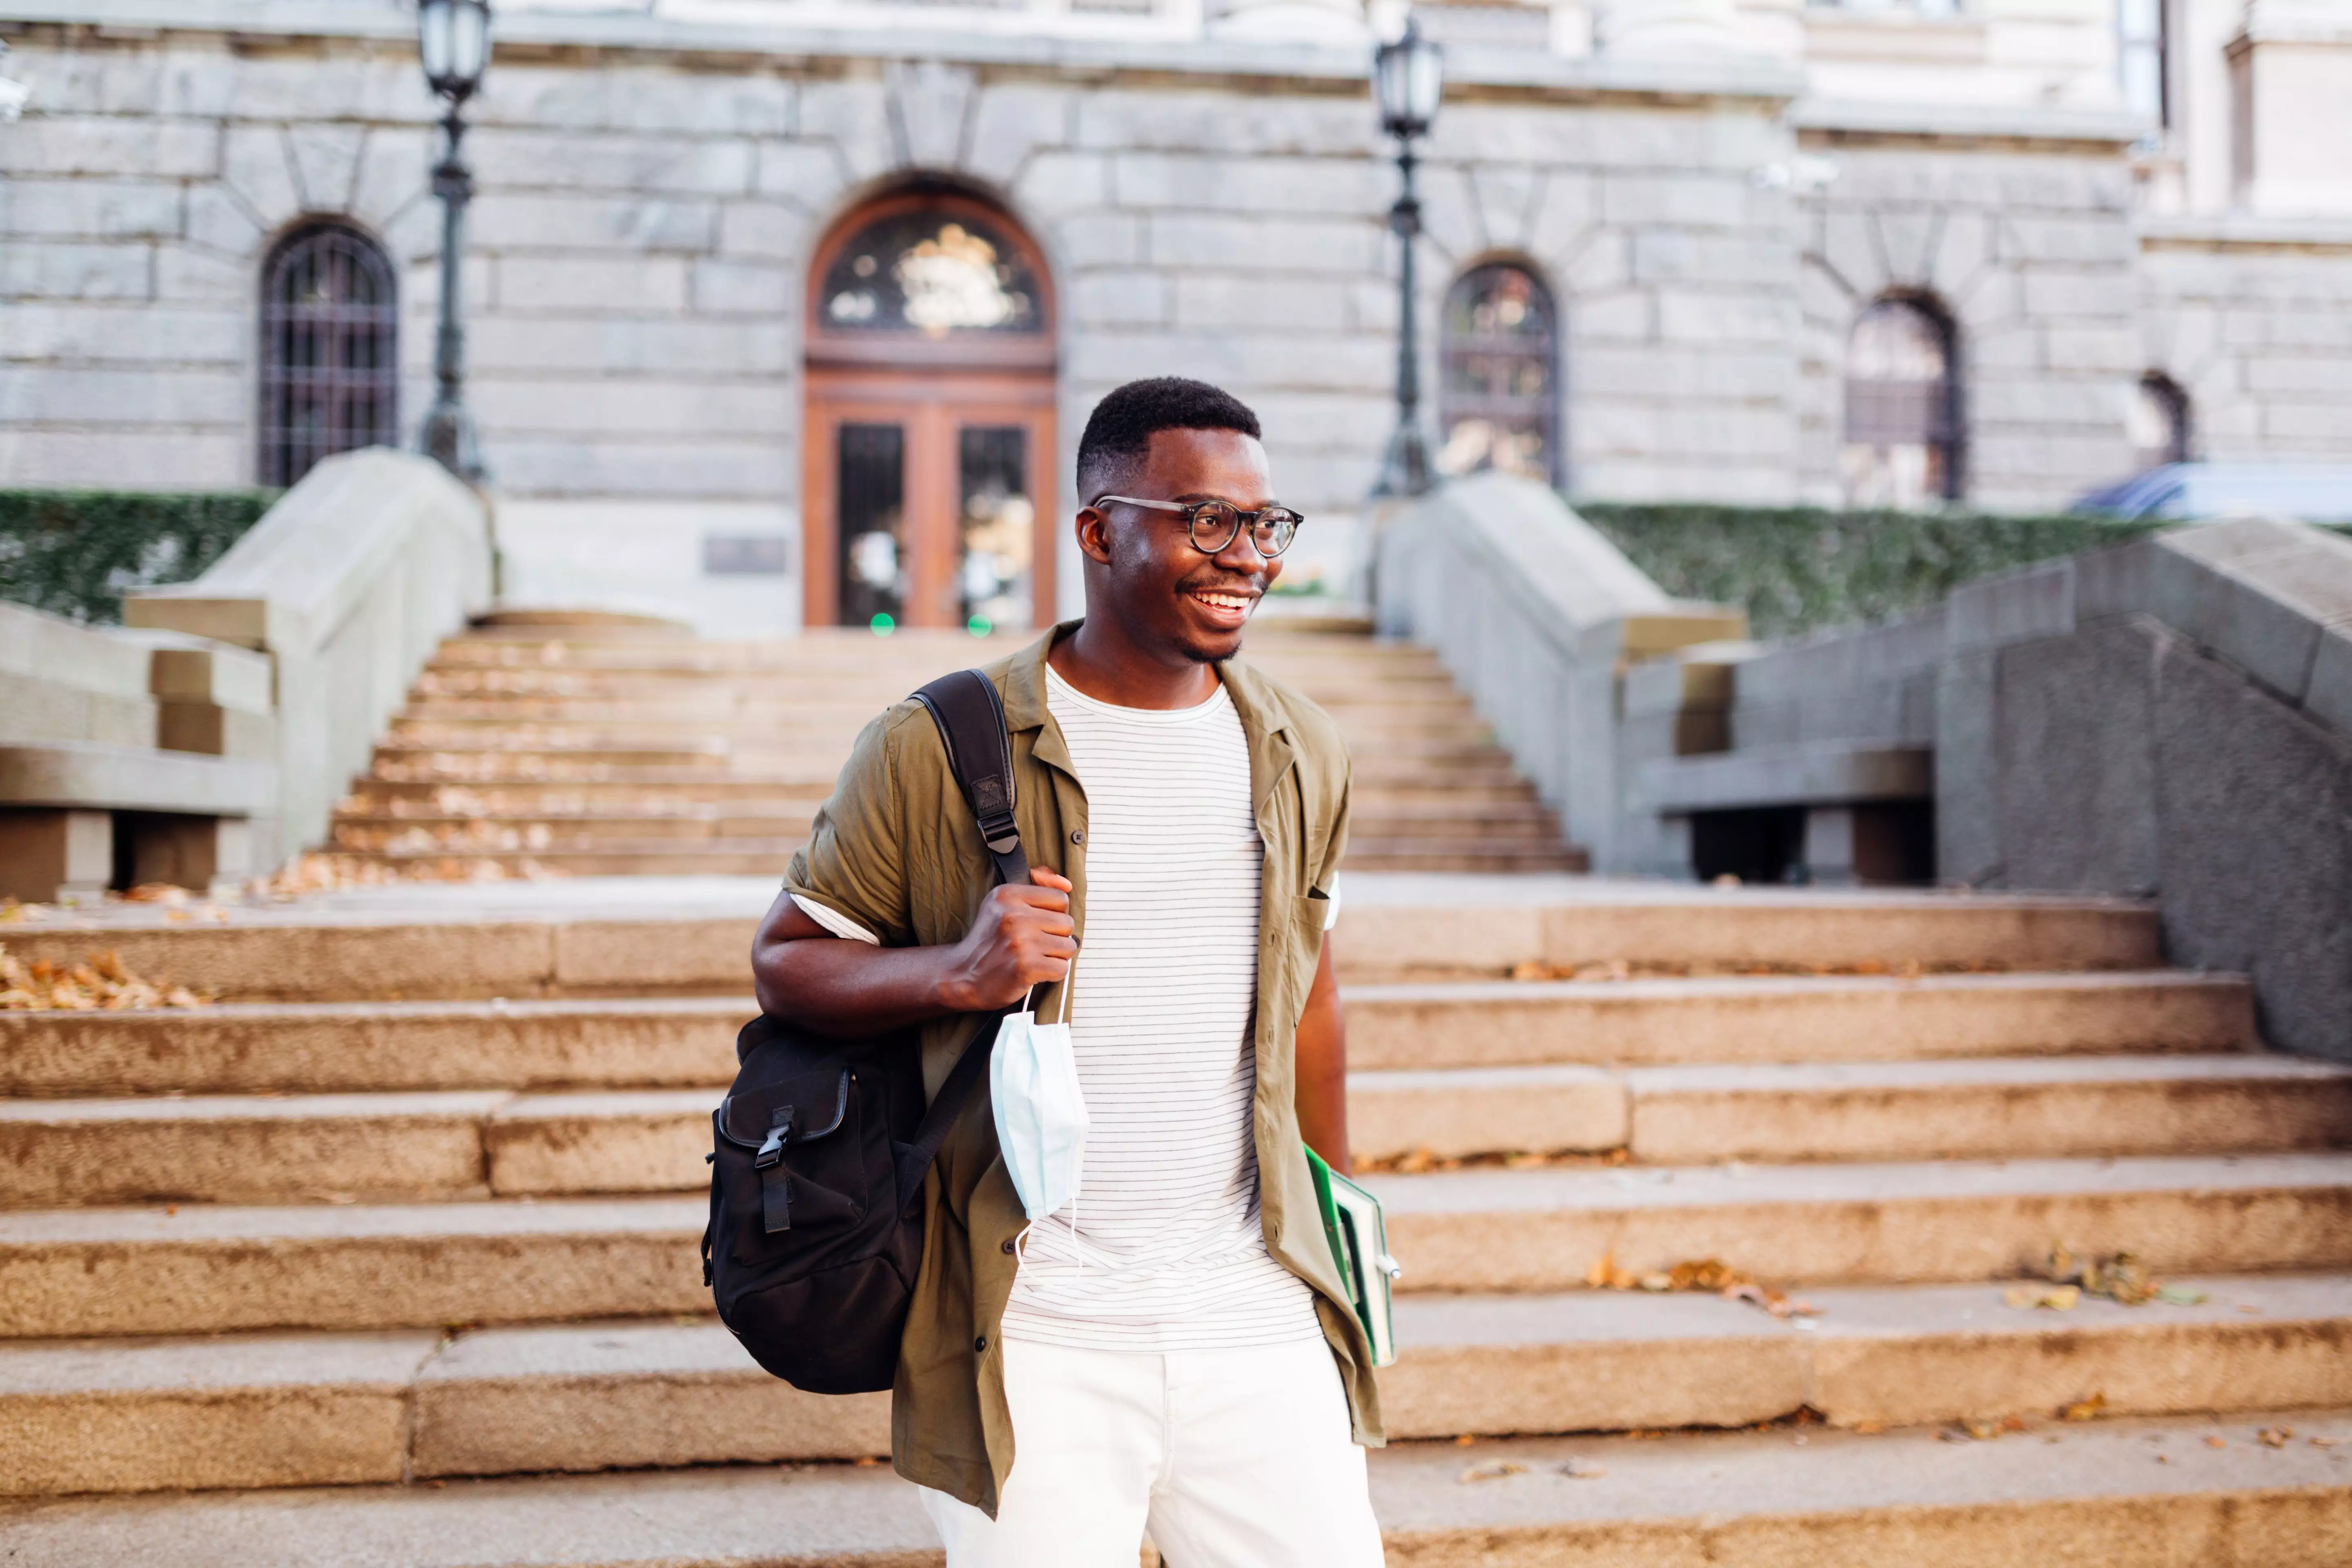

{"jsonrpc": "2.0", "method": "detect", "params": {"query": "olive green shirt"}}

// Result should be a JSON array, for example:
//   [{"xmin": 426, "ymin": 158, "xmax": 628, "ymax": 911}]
[{"xmin": 782, "ymin": 622, "xmax": 1383, "ymax": 1516}]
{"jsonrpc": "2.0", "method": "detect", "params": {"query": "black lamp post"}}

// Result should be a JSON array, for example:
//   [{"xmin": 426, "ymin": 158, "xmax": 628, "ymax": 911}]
[
  {"xmin": 1370, "ymin": 16, "xmax": 1443, "ymax": 499},
  {"xmin": 416, "ymin": 0, "xmax": 491, "ymax": 483}
]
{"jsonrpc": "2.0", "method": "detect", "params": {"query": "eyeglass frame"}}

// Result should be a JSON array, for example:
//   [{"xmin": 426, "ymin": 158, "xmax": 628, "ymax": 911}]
[{"xmin": 1090, "ymin": 494, "xmax": 1305, "ymax": 558}]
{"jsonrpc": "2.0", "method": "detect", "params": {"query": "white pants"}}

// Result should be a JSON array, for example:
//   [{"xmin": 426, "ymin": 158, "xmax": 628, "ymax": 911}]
[{"xmin": 918, "ymin": 1336, "xmax": 1385, "ymax": 1568}]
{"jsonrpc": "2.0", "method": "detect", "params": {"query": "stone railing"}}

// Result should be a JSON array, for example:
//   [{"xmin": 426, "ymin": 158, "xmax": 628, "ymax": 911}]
[
  {"xmin": 125, "ymin": 449, "xmax": 492, "ymax": 866},
  {"xmin": 1373, "ymin": 472, "xmax": 1745, "ymax": 870}
]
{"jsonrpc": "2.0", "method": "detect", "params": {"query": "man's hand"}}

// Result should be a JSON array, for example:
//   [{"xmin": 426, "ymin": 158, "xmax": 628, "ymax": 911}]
[
  {"xmin": 940, "ymin": 869, "xmax": 1075, "ymax": 1012},
  {"xmin": 751, "ymin": 870, "xmax": 1075, "ymax": 1037}
]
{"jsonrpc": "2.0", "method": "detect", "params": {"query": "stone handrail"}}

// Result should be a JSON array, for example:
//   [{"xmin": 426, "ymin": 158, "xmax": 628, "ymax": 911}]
[
  {"xmin": 1374, "ymin": 471, "xmax": 1744, "ymax": 870},
  {"xmin": 125, "ymin": 448, "xmax": 492, "ymax": 865}
]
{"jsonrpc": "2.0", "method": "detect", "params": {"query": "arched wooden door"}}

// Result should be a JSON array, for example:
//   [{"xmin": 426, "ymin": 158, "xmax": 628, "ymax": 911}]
[{"xmin": 804, "ymin": 192, "xmax": 1058, "ymax": 632}]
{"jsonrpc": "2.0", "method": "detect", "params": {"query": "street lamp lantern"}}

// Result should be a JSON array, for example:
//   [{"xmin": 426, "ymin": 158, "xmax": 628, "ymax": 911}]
[
  {"xmin": 416, "ymin": 0, "xmax": 491, "ymax": 483},
  {"xmin": 418, "ymin": 0, "xmax": 491, "ymax": 102},
  {"xmin": 1373, "ymin": 18, "xmax": 1443, "ymax": 140},
  {"xmin": 1370, "ymin": 15, "xmax": 1443, "ymax": 499}
]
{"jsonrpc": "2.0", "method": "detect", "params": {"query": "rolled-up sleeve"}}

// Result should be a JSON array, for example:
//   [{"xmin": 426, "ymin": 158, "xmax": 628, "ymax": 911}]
[{"xmin": 784, "ymin": 709, "xmax": 915, "ymax": 948}]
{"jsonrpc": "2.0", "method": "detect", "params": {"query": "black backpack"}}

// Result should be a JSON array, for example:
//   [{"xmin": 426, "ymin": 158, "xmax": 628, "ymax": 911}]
[{"xmin": 704, "ymin": 668, "xmax": 1028, "ymax": 1395}]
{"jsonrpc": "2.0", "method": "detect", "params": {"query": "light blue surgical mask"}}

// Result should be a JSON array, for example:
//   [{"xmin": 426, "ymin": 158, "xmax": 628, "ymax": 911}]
[{"xmin": 991, "ymin": 964, "xmax": 1087, "ymax": 1233}]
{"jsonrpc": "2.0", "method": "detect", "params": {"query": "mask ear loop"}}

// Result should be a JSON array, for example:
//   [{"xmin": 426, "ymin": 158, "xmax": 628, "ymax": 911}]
[{"xmin": 1048, "ymin": 951, "xmax": 1085, "ymax": 1276}]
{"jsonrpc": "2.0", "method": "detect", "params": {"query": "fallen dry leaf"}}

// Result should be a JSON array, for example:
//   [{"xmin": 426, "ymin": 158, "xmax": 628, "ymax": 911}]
[
  {"xmin": 2038, "ymin": 1245, "xmax": 2165, "ymax": 1305},
  {"xmin": 0, "ymin": 945, "xmax": 211, "ymax": 1011},
  {"xmin": 2205, "ymin": 1436, "xmax": 2227, "ymax": 1450},
  {"xmin": 2004, "ymin": 1283, "xmax": 2081, "ymax": 1311},
  {"xmin": 1589, "ymin": 1253, "xmax": 1817, "ymax": 1317},
  {"xmin": 1459, "ymin": 1461, "xmax": 1526, "ymax": 1483},
  {"xmin": 2061, "ymin": 1393, "xmax": 2107, "ymax": 1422},
  {"xmin": 2311, "ymin": 1437, "xmax": 2341, "ymax": 1448},
  {"xmin": 2258, "ymin": 1428, "xmax": 2293, "ymax": 1448},
  {"xmin": 1557, "ymin": 1458, "xmax": 1607, "ymax": 1479}
]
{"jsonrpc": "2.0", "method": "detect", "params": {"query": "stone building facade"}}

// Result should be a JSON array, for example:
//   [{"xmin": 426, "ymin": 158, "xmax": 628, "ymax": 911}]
[{"xmin": 2, "ymin": 0, "xmax": 2348, "ymax": 632}]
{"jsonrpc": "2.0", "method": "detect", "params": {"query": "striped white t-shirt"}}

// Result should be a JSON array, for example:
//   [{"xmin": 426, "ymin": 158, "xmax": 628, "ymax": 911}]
[{"xmin": 994, "ymin": 665, "xmax": 1323, "ymax": 1352}]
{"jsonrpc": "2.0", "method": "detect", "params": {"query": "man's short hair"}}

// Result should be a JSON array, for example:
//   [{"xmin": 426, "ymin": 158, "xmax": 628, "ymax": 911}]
[{"xmin": 1076, "ymin": 377, "xmax": 1261, "ymax": 503}]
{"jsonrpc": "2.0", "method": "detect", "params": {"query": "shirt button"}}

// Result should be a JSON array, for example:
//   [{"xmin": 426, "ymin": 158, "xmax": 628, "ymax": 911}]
[
  {"xmin": 1070, "ymin": 829, "xmax": 1084, "ymax": 844},
  {"xmin": 974, "ymin": 1335, "xmax": 989, "ymax": 1353}
]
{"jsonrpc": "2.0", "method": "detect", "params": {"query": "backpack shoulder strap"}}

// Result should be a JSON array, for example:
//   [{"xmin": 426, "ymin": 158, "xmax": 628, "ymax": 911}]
[
  {"xmin": 895, "ymin": 667, "xmax": 1030, "ymax": 1200},
  {"xmin": 912, "ymin": 668, "xmax": 1030, "ymax": 889}
]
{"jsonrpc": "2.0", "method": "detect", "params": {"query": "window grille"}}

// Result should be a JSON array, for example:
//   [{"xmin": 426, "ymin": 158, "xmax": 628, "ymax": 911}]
[
  {"xmin": 258, "ymin": 223, "xmax": 400, "ymax": 488},
  {"xmin": 1438, "ymin": 262, "xmax": 1560, "ymax": 486},
  {"xmin": 1841, "ymin": 296, "xmax": 1961, "ymax": 506}
]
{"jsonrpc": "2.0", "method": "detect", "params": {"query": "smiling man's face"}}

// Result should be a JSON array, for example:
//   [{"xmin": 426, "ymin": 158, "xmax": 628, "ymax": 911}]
[{"xmin": 1078, "ymin": 425, "xmax": 1284, "ymax": 665}]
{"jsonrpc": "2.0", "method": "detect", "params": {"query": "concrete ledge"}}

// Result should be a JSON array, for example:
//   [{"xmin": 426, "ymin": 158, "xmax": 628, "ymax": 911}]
[
  {"xmin": 0, "ymin": 742, "xmax": 276, "ymax": 817},
  {"xmin": 1642, "ymin": 743, "xmax": 1932, "ymax": 815}
]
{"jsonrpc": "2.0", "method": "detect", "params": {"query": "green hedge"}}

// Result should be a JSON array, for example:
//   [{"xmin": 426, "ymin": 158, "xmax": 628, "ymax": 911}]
[
  {"xmin": 1573, "ymin": 502, "xmax": 2169, "ymax": 643},
  {"xmin": 0, "ymin": 490, "xmax": 278, "ymax": 624}
]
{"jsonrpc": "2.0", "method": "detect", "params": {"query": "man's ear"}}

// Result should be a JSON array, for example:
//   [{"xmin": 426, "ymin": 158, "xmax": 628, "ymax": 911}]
[{"xmin": 1074, "ymin": 505, "xmax": 1115, "ymax": 566}]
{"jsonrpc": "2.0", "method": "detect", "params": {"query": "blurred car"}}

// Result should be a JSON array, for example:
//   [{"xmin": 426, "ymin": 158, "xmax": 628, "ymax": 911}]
[{"xmin": 2073, "ymin": 463, "xmax": 2352, "ymax": 523}]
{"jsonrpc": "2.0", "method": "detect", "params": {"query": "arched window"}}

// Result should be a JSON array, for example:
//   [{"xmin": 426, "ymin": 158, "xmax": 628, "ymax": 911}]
[
  {"xmin": 1438, "ymin": 261, "xmax": 1559, "ymax": 486},
  {"xmin": 258, "ymin": 222, "xmax": 400, "ymax": 488},
  {"xmin": 1841, "ymin": 296, "xmax": 1960, "ymax": 506},
  {"xmin": 2131, "ymin": 372, "xmax": 2190, "ymax": 470}
]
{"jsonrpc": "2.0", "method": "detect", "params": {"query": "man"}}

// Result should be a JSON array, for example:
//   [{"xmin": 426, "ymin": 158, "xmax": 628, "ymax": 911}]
[{"xmin": 751, "ymin": 376, "xmax": 1384, "ymax": 1566}]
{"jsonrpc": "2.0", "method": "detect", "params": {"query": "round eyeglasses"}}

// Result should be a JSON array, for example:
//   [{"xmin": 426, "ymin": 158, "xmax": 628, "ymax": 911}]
[{"xmin": 1093, "ymin": 495, "xmax": 1303, "ymax": 558}]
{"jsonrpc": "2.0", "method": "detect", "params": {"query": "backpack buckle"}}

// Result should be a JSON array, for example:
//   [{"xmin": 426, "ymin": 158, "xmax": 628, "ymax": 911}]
[{"xmin": 754, "ymin": 1105, "xmax": 794, "ymax": 1169}]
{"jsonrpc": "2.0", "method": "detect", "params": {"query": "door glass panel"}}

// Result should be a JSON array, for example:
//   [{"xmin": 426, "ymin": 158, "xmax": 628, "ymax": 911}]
[
  {"xmin": 837, "ymin": 422, "xmax": 906, "ymax": 630},
  {"xmin": 957, "ymin": 425, "xmax": 1032, "ymax": 635}
]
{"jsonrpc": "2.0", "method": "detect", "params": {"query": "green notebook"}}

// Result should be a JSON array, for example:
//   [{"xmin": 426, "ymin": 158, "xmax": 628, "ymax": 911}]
[{"xmin": 1305, "ymin": 1146, "xmax": 1399, "ymax": 1369}]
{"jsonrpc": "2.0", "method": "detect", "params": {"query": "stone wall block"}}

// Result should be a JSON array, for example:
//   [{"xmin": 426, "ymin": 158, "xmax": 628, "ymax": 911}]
[
  {"xmin": 470, "ymin": 316, "xmax": 790, "ymax": 378},
  {"xmin": 1599, "ymin": 171, "xmax": 1749, "ymax": 232},
  {"xmin": 2019, "ymin": 269, "xmax": 2135, "ymax": 321},
  {"xmin": 1071, "ymin": 90, "xmax": 1371, "ymax": 159},
  {"xmin": 0, "ymin": 116, "xmax": 218, "ymax": 179},
  {"xmin": 752, "ymin": 142, "xmax": 848, "ymax": 212},
  {"xmin": 1563, "ymin": 228, "xmax": 1632, "ymax": 296},
  {"xmin": 1947, "ymin": 558, "xmax": 2076, "ymax": 653},
  {"xmin": 228, "ymin": 57, "xmax": 432, "ymax": 127},
  {"xmin": 1934, "ymin": 646, "xmax": 2000, "ymax": 885},
  {"xmin": 497, "ymin": 255, "xmax": 690, "ymax": 314},
  {"xmin": 1522, "ymin": 170, "xmax": 1597, "ymax": 263},
  {"xmin": 1470, "ymin": 165, "xmax": 1540, "ymax": 252},
  {"xmin": 1011, "ymin": 152, "xmax": 1110, "ymax": 218},
  {"xmin": 1415, "ymin": 163, "xmax": 1480, "ymax": 266},
  {"xmin": 3, "ymin": 303, "xmax": 243, "ymax": 365},
  {"xmin": 1921, "ymin": 208, "xmax": 1993, "ymax": 304},
  {"xmin": 350, "ymin": 128, "xmax": 432, "ymax": 230},
  {"xmin": 2039, "ymin": 323, "xmax": 2142, "ymax": 376},
  {"xmin": 690, "ymin": 257, "xmax": 791, "ymax": 316},
  {"xmin": 962, "ymin": 85, "xmax": 1071, "ymax": 186},
  {"xmin": 1109, "ymin": 152, "xmax": 1385, "ymax": 219},
  {"xmin": 471, "ymin": 193, "xmax": 718, "ymax": 253},
  {"xmin": 1171, "ymin": 272, "xmax": 1344, "ymax": 331},
  {"xmin": 1050, "ymin": 213, "xmax": 1142, "ymax": 270},
  {"xmin": 183, "ymin": 185, "xmax": 262, "ymax": 256},
  {"xmin": 2, "ymin": 179, "xmax": 183, "ymax": 243},
  {"xmin": 481, "ymin": 67, "xmax": 792, "ymax": 137},
  {"xmin": 1811, "ymin": 209, "xmax": 1880, "ymax": 300},
  {"xmin": 470, "ymin": 130, "xmax": 753, "ymax": 196},
  {"xmin": 1992, "ymin": 620, "xmax": 2163, "ymax": 898},
  {"xmin": 153, "ymin": 244, "xmax": 248, "ymax": 303},
  {"xmin": 800, "ymin": 80, "xmax": 898, "ymax": 183},
  {"xmin": 220, "ymin": 126, "xmax": 302, "ymax": 230},
  {"xmin": 716, "ymin": 200, "xmax": 808, "ymax": 262},
  {"xmin": 2149, "ymin": 631, "xmax": 2352, "ymax": 1060},
  {"xmin": 287, "ymin": 123, "xmax": 368, "ymax": 216},
  {"xmin": 0, "ymin": 243, "xmax": 151, "ymax": 303},
  {"xmin": 1873, "ymin": 208, "xmax": 1939, "ymax": 287},
  {"xmin": 1657, "ymin": 291, "xmax": 1790, "ymax": 346},
  {"xmin": 1069, "ymin": 270, "xmax": 1171, "ymax": 328},
  {"xmin": 886, "ymin": 60, "xmax": 975, "ymax": 172}
]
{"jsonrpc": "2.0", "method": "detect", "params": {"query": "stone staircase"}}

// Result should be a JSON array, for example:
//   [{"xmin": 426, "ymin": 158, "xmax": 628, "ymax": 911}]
[
  {"xmin": 4, "ymin": 869, "xmax": 2350, "ymax": 1563},
  {"xmin": 327, "ymin": 617, "xmax": 1586, "ymax": 876}
]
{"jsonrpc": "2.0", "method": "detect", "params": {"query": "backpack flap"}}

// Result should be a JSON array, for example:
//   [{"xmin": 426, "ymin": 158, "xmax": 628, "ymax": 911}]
[{"xmin": 719, "ymin": 1068, "xmax": 851, "ymax": 1234}]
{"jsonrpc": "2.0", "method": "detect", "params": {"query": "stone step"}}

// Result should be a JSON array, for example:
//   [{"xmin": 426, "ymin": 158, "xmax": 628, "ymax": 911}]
[
  {"xmin": 14, "ymin": 1052, "xmax": 2337, "ymax": 1207},
  {"xmin": 1341, "ymin": 842, "xmax": 1590, "ymax": 873},
  {"xmin": 325, "ymin": 800, "xmax": 1562, "ymax": 851},
  {"xmin": 1353, "ymin": 1053, "xmax": 2352, "ymax": 1164},
  {"xmin": 340, "ymin": 774, "xmax": 1542, "ymax": 811},
  {"xmin": 3, "ymin": 1275, "xmax": 2345, "ymax": 1496},
  {"xmin": 20, "ymin": 1052, "xmax": 2339, "ymax": 1206},
  {"xmin": 8, "ymin": 1408, "xmax": 2350, "ymax": 1567},
  {"xmin": 0, "ymin": 971, "xmax": 2242, "ymax": 1100},
  {"xmin": 335, "ymin": 843, "xmax": 804, "ymax": 876},
  {"xmin": 1370, "ymin": 1152, "xmax": 2352, "ymax": 1293},
  {"xmin": 370, "ymin": 741, "xmax": 736, "ymax": 774},
  {"xmin": 8, "ymin": 1155, "xmax": 2348, "ymax": 1338},
  {"xmin": 0, "ymin": 882, "xmax": 2165, "ymax": 1003},
  {"xmin": 1345, "ymin": 971, "xmax": 2255, "ymax": 1069}
]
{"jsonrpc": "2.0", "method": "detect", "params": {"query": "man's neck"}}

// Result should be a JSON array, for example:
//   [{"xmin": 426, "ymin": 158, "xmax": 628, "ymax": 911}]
[{"xmin": 1047, "ymin": 616, "xmax": 1221, "ymax": 710}]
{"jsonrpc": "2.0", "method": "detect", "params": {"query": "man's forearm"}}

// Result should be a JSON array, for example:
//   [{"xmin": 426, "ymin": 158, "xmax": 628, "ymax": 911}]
[
  {"xmin": 1294, "ymin": 935, "xmax": 1350, "ymax": 1173},
  {"xmin": 755, "ymin": 918, "xmax": 977, "ymax": 1036}
]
